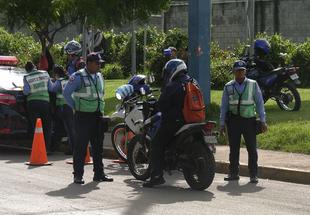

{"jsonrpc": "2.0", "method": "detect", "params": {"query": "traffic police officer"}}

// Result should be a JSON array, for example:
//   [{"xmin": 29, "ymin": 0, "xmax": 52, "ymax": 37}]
[
  {"xmin": 63, "ymin": 52, "xmax": 113, "ymax": 184},
  {"xmin": 220, "ymin": 60, "xmax": 267, "ymax": 183},
  {"xmin": 49, "ymin": 65, "xmax": 75, "ymax": 155},
  {"xmin": 23, "ymin": 61, "xmax": 53, "ymax": 152}
]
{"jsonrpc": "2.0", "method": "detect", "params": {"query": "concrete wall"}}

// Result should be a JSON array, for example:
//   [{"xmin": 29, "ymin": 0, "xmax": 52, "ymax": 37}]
[{"xmin": 163, "ymin": 0, "xmax": 310, "ymax": 48}]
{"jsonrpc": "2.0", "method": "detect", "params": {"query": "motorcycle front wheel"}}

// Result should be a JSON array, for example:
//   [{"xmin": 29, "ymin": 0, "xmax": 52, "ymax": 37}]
[
  {"xmin": 111, "ymin": 123, "xmax": 135, "ymax": 161},
  {"xmin": 275, "ymin": 83, "xmax": 301, "ymax": 111},
  {"xmin": 183, "ymin": 143, "xmax": 215, "ymax": 191},
  {"xmin": 127, "ymin": 134, "xmax": 151, "ymax": 181}
]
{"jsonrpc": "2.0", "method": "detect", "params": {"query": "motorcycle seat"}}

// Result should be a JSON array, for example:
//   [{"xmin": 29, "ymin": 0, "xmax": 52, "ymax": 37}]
[{"xmin": 175, "ymin": 122, "xmax": 206, "ymax": 136}]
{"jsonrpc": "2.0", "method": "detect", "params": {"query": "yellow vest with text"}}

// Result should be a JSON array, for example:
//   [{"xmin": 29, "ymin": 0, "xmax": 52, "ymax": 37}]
[
  {"xmin": 226, "ymin": 79, "xmax": 256, "ymax": 118},
  {"xmin": 73, "ymin": 69, "xmax": 105, "ymax": 113}
]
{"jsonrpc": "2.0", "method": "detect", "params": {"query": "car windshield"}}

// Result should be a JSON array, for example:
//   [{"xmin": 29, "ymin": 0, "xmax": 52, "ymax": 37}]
[{"xmin": 0, "ymin": 66, "xmax": 27, "ymax": 91}]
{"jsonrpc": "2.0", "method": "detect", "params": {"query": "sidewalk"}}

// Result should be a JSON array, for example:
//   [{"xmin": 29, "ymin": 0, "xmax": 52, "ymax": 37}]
[{"xmin": 103, "ymin": 133, "xmax": 310, "ymax": 185}]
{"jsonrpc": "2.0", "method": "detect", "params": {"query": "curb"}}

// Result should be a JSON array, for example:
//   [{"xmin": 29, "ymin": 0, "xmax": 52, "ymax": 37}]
[{"xmin": 103, "ymin": 148, "xmax": 310, "ymax": 185}]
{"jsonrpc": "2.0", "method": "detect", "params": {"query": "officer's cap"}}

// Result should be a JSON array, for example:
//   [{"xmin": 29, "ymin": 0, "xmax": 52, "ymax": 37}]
[{"xmin": 232, "ymin": 60, "xmax": 247, "ymax": 72}]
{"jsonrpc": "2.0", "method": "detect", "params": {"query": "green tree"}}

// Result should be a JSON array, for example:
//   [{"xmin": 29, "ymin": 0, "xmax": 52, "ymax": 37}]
[{"xmin": 0, "ymin": 0, "xmax": 170, "ymax": 53}]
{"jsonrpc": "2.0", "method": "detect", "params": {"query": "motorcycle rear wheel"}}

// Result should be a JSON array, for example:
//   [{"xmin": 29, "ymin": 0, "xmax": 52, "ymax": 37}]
[
  {"xmin": 127, "ymin": 134, "xmax": 151, "ymax": 181},
  {"xmin": 276, "ymin": 83, "xmax": 301, "ymax": 111},
  {"xmin": 183, "ymin": 144, "xmax": 215, "ymax": 191}
]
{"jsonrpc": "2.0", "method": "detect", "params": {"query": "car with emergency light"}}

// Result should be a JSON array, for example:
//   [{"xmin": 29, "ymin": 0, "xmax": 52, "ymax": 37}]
[{"xmin": 0, "ymin": 56, "xmax": 29, "ymax": 140}]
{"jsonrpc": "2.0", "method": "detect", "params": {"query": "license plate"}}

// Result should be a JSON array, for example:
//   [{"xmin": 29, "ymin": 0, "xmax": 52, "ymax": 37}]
[
  {"xmin": 290, "ymin": 73, "xmax": 299, "ymax": 80},
  {"xmin": 204, "ymin": 135, "xmax": 218, "ymax": 144}
]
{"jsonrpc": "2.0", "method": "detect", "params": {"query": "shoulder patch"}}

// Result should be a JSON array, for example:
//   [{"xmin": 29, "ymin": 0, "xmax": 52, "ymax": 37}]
[{"xmin": 69, "ymin": 75, "xmax": 75, "ymax": 82}]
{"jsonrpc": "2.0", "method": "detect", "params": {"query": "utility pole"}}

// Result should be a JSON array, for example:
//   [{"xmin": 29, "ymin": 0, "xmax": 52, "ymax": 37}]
[
  {"xmin": 246, "ymin": 0, "xmax": 255, "ymax": 55},
  {"xmin": 188, "ymin": 0, "xmax": 211, "ymax": 105},
  {"xmin": 131, "ymin": 20, "xmax": 137, "ymax": 75}
]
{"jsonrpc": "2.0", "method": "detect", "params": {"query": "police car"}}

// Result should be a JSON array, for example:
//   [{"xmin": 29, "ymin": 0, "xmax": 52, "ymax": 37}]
[{"xmin": 0, "ymin": 56, "xmax": 30, "ymax": 147}]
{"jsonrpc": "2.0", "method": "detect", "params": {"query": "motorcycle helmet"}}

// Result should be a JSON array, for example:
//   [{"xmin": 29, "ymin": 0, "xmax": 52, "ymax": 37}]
[
  {"xmin": 128, "ymin": 74, "xmax": 147, "ymax": 86},
  {"xmin": 254, "ymin": 39, "xmax": 271, "ymax": 55},
  {"xmin": 64, "ymin": 40, "xmax": 82, "ymax": 55},
  {"xmin": 162, "ymin": 59, "xmax": 187, "ymax": 85}
]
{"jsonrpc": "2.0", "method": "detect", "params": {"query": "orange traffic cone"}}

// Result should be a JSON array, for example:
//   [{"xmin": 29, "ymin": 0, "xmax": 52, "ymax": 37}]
[
  {"xmin": 84, "ymin": 145, "xmax": 93, "ymax": 165},
  {"xmin": 66, "ymin": 144, "xmax": 93, "ymax": 165},
  {"xmin": 26, "ymin": 118, "xmax": 52, "ymax": 166}
]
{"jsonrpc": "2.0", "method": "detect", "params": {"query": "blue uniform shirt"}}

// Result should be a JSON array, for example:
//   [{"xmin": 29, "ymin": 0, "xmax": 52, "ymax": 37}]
[
  {"xmin": 220, "ymin": 78, "xmax": 266, "ymax": 127},
  {"xmin": 23, "ymin": 74, "xmax": 53, "ymax": 95},
  {"xmin": 67, "ymin": 57, "xmax": 80, "ymax": 75},
  {"xmin": 63, "ymin": 70, "xmax": 101, "ymax": 110},
  {"xmin": 49, "ymin": 79, "xmax": 62, "ymax": 93}
]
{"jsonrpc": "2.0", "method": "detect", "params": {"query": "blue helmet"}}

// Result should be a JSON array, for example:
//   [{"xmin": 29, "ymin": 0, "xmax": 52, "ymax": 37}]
[
  {"xmin": 128, "ymin": 74, "xmax": 146, "ymax": 86},
  {"xmin": 162, "ymin": 59, "xmax": 187, "ymax": 84},
  {"xmin": 254, "ymin": 39, "xmax": 271, "ymax": 55}
]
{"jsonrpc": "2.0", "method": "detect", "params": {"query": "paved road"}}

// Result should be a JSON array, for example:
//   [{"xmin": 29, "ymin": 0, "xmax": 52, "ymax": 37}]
[{"xmin": 0, "ymin": 148, "xmax": 309, "ymax": 215}]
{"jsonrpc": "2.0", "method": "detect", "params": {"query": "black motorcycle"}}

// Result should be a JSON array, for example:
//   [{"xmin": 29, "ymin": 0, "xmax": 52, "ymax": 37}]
[
  {"xmin": 242, "ymin": 48, "xmax": 301, "ymax": 111},
  {"xmin": 127, "ymin": 97, "xmax": 217, "ymax": 191}
]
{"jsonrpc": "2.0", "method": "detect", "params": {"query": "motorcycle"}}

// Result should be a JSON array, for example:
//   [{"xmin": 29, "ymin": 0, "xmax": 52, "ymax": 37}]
[
  {"xmin": 110, "ymin": 83, "xmax": 157, "ymax": 161},
  {"xmin": 127, "ymin": 97, "xmax": 217, "ymax": 191},
  {"xmin": 242, "ymin": 47, "xmax": 301, "ymax": 111}
]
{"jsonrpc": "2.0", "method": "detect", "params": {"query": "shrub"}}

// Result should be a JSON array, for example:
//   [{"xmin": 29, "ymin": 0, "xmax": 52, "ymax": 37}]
[
  {"xmin": 291, "ymin": 39, "xmax": 310, "ymax": 87},
  {"xmin": 102, "ymin": 63, "xmax": 124, "ymax": 79}
]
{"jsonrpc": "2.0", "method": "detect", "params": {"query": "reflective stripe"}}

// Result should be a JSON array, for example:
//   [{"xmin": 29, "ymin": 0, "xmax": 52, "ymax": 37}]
[{"xmin": 35, "ymin": 128, "xmax": 43, "ymax": 133}]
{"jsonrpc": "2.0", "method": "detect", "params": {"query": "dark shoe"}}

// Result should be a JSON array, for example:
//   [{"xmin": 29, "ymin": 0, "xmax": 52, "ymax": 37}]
[
  {"xmin": 74, "ymin": 176, "xmax": 85, "ymax": 184},
  {"xmin": 224, "ymin": 174, "xmax": 240, "ymax": 181},
  {"xmin": 250, "ymin": 176, "xmax": 258, "ymax": 184},
  {"xmin": 143, "ymin": 177, "xmax": 165, "ymax": 188},
  {"xmin": 93, "ymin": 174, "xmax": 114, "ymax": 182}
]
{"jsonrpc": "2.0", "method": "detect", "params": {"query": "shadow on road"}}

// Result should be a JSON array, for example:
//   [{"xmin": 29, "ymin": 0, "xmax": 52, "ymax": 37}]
[
  {"xmin": 105, "ymin": 163, "xmax": 131, "ymax": 176},
  {"xmin": 46, "ymin": 182, "xmax": 100, "ymax": 199},
  {"xmin": 122, "ymin": 178, "xmax": 215, "ymax": 215},
  {"xmin": 216, "ymin": 181, "xmax": 265, "ymax": 196}
]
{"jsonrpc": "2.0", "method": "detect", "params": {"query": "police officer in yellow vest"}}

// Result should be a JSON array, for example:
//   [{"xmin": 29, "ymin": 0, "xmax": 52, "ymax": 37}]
[
  {"xmin": 23, "ymin": 61, "xmax": 53, "ymax": 152},
  {"xmin": 63, "ymin": 52, "xmax": 113, "ymax": 184},
  {"xmin": 49, "ymin": 65, "xmax": 75, "ymax": 155},
  {"xmin": 220, "ymin": 60, "xmax": 267, "ymax": 183}
]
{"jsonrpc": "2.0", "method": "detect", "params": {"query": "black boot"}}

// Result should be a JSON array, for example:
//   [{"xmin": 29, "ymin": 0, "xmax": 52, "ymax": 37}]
[
  {"xmin": 93, "ymin": 174, "xmax": 113, "ymax": 182},
  {"xmin": 74, "ymin": 176, "xmax": 85, "ymax": 184},
  {"xmin": 143, "ymin": 176, "xmax": 165, "ymax": 188},
  {"xmin": 224, "ymin": 174, "xmax": 240, "ymax": 181}
]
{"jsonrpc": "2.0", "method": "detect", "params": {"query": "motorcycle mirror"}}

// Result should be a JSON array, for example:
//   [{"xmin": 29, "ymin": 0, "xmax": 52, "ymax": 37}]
[
  {"xmin": 140, "ymin": 87, "xmax": 146, "ymax": 95},
  {"xmin": 115, "ymin": 92, "xmax": 123, "ymax": 100}
]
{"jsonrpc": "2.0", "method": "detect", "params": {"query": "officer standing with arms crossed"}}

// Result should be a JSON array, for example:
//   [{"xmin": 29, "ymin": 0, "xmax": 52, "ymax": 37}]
[
  {"xmin": 220, "ymin": 60, "xmax": 267, "ymax": 183},
  {"xmin": 63, "ymin": 52, "xmax": 113, "ymax": 184},
  {"xmin": 23, "ymin": 61, "xmax": 53, "ymax": 153},
  {"xmin": 50, "ymin": 65, "xmax": 76, "ymax": 155}
]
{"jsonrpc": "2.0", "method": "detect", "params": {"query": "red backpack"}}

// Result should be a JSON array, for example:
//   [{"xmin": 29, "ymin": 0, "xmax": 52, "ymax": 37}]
[{"xmin": 183, "ymin": 79, "xmax": 206, "ymax": 123}]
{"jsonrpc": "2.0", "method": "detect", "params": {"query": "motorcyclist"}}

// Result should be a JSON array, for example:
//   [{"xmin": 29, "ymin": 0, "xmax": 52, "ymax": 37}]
[
  {"xmin": 143, "ymin": 59, "xmax": 190, "ymax": 188},
  {"xmin": 64, "ymin": 40, "xmax": 85, "ymax": 75},
  {"xmin": 253, "ymin": 39, "xmax": 274, "ymax": 74}
]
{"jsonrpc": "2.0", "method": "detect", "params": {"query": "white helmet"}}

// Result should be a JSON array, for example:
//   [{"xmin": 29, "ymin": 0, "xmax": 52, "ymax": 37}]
[{"xmin": 64, "ymin": 40, "xmax": 82, "ymax": 55}]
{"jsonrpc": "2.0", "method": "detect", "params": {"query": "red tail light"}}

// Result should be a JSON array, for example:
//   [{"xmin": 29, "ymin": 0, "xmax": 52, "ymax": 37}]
[
  {"xmin": 0, "ymin": 93, "xmax": 17, "ymax": 105},
  {"xmin": 203, "ymin": 121, "xmax": 216, "ymax": 134},
  {"xmin": 0, "ymin": 128, "xmax": 11, "ymax": 134}
]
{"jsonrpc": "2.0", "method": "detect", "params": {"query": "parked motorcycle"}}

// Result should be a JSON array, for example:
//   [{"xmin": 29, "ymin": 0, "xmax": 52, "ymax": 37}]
[
  {"xmin": 242, "ymin": 47, "xmax": 301, "ymax": 111},
  {"xmin": 110, "ymin": 78, "xmax": 157, "ymax": 161},
  {"xmin": 127, "ymin": 97, "xmax": 217, "ymax": 191}
]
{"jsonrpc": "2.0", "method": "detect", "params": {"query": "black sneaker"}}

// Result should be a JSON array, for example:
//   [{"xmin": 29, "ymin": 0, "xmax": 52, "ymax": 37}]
[
  {"xmin": 143, "ymin": 177, "xmax": 165, "ymax": 188},
  {"xmin": 74, "ymin": 176, "xmax": 85, "ymax": 184},
  {"xmin": 93, "ymin": 174, "xmax": 113, "ymax": 182},
  {"xmin": 224, "ymin": 174, "xmax": 240, "ymax": 181},
  {"xmin": 250, "ymin": 176, "xmax": 258, "ymax": 184}
]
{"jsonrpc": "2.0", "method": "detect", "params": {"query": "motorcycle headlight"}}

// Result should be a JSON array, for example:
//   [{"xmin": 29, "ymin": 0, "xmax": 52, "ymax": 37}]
[{"xmin": 115, "ymin": 92, "xmax": 123, "ymax": 100}]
